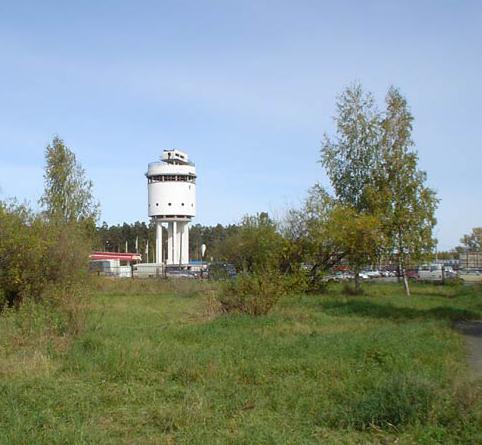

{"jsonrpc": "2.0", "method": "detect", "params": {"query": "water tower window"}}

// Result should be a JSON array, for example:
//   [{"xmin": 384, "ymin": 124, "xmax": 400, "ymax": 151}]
[
  {"xmin": 156, "ymin": 203, "xmax": 159, "ymax": 206},
  {"xmin": 168, "ymin": 203, "xmax": 172, "ymax": 206},
  {"xmin": 181, "ymin": 203, "xmax": 184, "ymax": 206}
]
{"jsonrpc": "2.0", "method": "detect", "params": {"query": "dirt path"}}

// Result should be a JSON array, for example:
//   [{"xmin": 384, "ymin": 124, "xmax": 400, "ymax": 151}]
[{"xmin": 455, "ymin": 321, "xmax": 482, "ymax": 378}]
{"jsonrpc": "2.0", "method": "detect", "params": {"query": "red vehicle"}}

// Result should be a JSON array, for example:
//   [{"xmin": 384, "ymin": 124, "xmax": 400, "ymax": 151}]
[{"xmin": 405, "ymin": 269, "xmax": 419, "ymax": 280}]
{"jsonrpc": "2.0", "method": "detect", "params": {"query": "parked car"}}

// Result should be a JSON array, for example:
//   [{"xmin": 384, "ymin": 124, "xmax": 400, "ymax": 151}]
[
  {"xmin": 417, "ymin": 264, "xmax": 444, "ymax": 282},
  {"xmin": 208, "ymin": 262, "xmax": 237, "ymax": 280},
  {"xmin": 380, "ymin": 270, "xmax": 395, "ymax": 278},
  {"xmin": 362, "ymin": 270, "xmax": 382, "ymax": 279},
  {"xmin": 443, "ymin": 267, "xmax": 458, "ymax": 279},
  {"xmin": 459, "ymin": 269, "xmax": 482, "ymax": 283},
  {"xmin": 166, "ymin": 269, "xmax": 196, "ymax": 279},
  {"xmin": 406, "ymin": 269, "xmax": 419, "ymax": 280},
  {"xmin": 322, "ymin": 271, "xmax": 352, "ymax": 282}
]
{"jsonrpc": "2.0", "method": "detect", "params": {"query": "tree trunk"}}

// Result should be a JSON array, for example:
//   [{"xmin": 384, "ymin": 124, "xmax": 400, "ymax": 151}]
[
  {"xmin": 354, "ymin": 265, "xmax": 361, "ymax": 294},
  {"xmin": 402, "ymin": 272, "xmax": 411, "ymax": 296},
  {"xmin": 400, "ymin": 256, "xmax": 411, "ymax": 296}
]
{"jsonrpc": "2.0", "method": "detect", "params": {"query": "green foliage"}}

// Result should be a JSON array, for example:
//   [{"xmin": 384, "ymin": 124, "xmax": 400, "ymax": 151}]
[
  {"xmin": 189, "ymin": 222, "xmax": 240, "ymax": 260},
  {"xmin": 284, "ymin": 184, "xmax": 340, "ymax": 274},
  {"xmin": 0, "ymin": 202, "xmax": 47, "ymax": 306},
  {"xmin": 1, "ymin": 135, "xmax": 96, "ymax": 340},
  {"xmin": 96, "ymin": 220, "xmax": 155, "ymax": 259},
  {"xmin": 285, "ymin": 186, "xmax": 383, "ymax": 292},
  {"xmin": 217, "ymin": 212, "xmax": 288, "ymax": 274},
  {"xmin": 318, "ymin": 84, "xmax": 438, "ymax": 295},
  {"xmin": 373, "ymin": 87, "xmax": 438, "ymax": 270},
  {"xmin": 40, "ymin": 136, "xmax": 99, "ymax": 225},
  {"xmin": 217, "ymin": 272, "xmax": 287, "ymax": 316},
  {"xmin": 0, "ymin": 199, "xmax": 89, "ymax": 333},
  {"xmin": 328, "ymin": 205, "xmax": 383, "ymax": 291},
  {"xmin": 95, "ymin": 220, "xmax": 242, "ymax": 262},
  {"xmin": 0, "ymin": 201, "xmax": 91, "ymax": 310},
  {"xmin": 321, "ymin": 83, "xmax": 381, "ymax": 212},
  {"xmin": 459, "ymin": 227, "xmax": 482, "ymax": 252}
]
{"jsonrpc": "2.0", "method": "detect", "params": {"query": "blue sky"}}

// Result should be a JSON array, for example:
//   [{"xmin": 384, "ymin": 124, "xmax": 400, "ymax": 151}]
[{"xmin": 0, "ymin": 0, "xmax": 481, "ymax": 250}]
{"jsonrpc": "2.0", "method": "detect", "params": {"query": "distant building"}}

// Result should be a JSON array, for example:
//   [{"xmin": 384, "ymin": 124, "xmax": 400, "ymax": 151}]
[
  {"xmin": 433, "ymin": 258, "xmax": 460, "ymax": 268},
  {"xmin": 459, "ymin": 251, "xmax": 482, "ymax": 270}
]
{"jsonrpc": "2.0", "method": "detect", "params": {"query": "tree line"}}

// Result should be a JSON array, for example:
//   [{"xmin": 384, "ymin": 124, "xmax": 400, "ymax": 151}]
[{"xmin": 95, "ymin": 221, "xmax": 240, "ymax": 262}]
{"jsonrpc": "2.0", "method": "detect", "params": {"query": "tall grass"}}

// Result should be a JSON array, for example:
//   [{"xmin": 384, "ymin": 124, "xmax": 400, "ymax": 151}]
[
  {"xmin": 0, "ymin": 282, "xmax": 480, "ymax": 444},
  {"xmin": 90, "ymin": 276, "xmax": 216, "ymax": 297}
]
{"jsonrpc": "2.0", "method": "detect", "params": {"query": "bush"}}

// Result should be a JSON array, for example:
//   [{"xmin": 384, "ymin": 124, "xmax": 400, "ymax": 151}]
[
  {"xmin": 284, "ymin": 269, "xmax": 310, "ymax": 294},
  {"xmin": 0, "ymin": 202, "xmax": 92, "ymax": 337},
  {"xmin": 0, "ymin": 202, "xmax": 47, "ymax": 307},
  {"xmin": 217, "ymin": 272, "xmax": 286, "ymax": 316},
  {"xmin": 0, "ymin": 202, "xmax": 91, "ymax": 308}
]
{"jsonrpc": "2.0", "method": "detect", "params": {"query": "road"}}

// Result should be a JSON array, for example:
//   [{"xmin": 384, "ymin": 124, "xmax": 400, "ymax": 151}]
[{"xmin": 454, "ymin": 321, "xmax": 482, "ymax": 378}]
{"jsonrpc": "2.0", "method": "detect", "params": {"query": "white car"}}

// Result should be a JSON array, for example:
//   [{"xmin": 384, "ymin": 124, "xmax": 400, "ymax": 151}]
[
  {"xmin": 417, "ymin": 264, "xmax": 443, "ymax": 282},
  {"xmin": 363, "ymin": 270, "xmax": 382, "ymax": 279}
]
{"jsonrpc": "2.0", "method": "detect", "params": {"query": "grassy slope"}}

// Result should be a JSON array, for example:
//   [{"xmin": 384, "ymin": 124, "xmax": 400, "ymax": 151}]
[{"xmin": 1, "ymin": 283, "xmax": 481, "ymax": 444}]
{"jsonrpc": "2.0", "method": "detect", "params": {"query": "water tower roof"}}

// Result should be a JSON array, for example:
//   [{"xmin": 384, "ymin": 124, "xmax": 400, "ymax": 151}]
[{"xmin": 162, "ymin": 149, "xmax": 192, "ymax": 165}]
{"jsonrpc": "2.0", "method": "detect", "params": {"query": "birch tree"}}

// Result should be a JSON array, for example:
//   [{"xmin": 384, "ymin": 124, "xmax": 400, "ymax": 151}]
[
  {"xmin": 40, "ymin": 136, "xmax": 99, "ymax": 224},
  {"xmin": 374, "ymin": 87, "xmax": 438, "ymax": 295},
  {"xmin": 321, "ymin": 83, "xmax": 381, "ymax": 212}
]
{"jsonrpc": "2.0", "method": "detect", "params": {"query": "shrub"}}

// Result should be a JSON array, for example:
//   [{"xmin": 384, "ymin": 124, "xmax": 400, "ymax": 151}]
[
  {"xmin": 0, "ymin": 202, "xmax": 91, "ymax": 304},
  {"xmin": 217, "ymin": 272, "xmax": 286, "ymax": 316},
  {"xmin": 0, "ymin": 202, "xmax": 92, "ymax": 336},
  {"xmin": 306, "ymin": 269, "xmax": 330, "ymax": 294},
  {"xmin": 0, "ymin": 202, "xmax": 47, "ymax": 307}
]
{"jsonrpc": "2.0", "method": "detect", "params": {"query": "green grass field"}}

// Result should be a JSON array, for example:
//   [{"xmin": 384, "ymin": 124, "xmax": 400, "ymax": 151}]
[{"xmin": 1, "ymin": 282, "xmax": 481, "ymax": 444}]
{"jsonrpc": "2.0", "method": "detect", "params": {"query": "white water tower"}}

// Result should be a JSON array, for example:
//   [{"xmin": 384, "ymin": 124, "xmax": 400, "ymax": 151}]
[{"xmin": 147, "ymin": 149, "xmax": 196, "ymax": 266}]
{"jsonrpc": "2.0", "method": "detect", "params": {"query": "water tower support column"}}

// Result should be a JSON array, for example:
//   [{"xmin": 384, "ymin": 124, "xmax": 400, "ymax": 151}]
[
  {"xmin": 167, "ymin": 222, "xmax": 173, "ymax": 264},
  {"xmin": 155, "ymin": 220, "xmax": 163, "ymax": 264},
  {"xmin": 172, "ymin": 220, "xmax": 178, "ymax": 265},
  {"xmin": 181, "ymin": 222, "xmax": 189, "ymax": 265}
]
